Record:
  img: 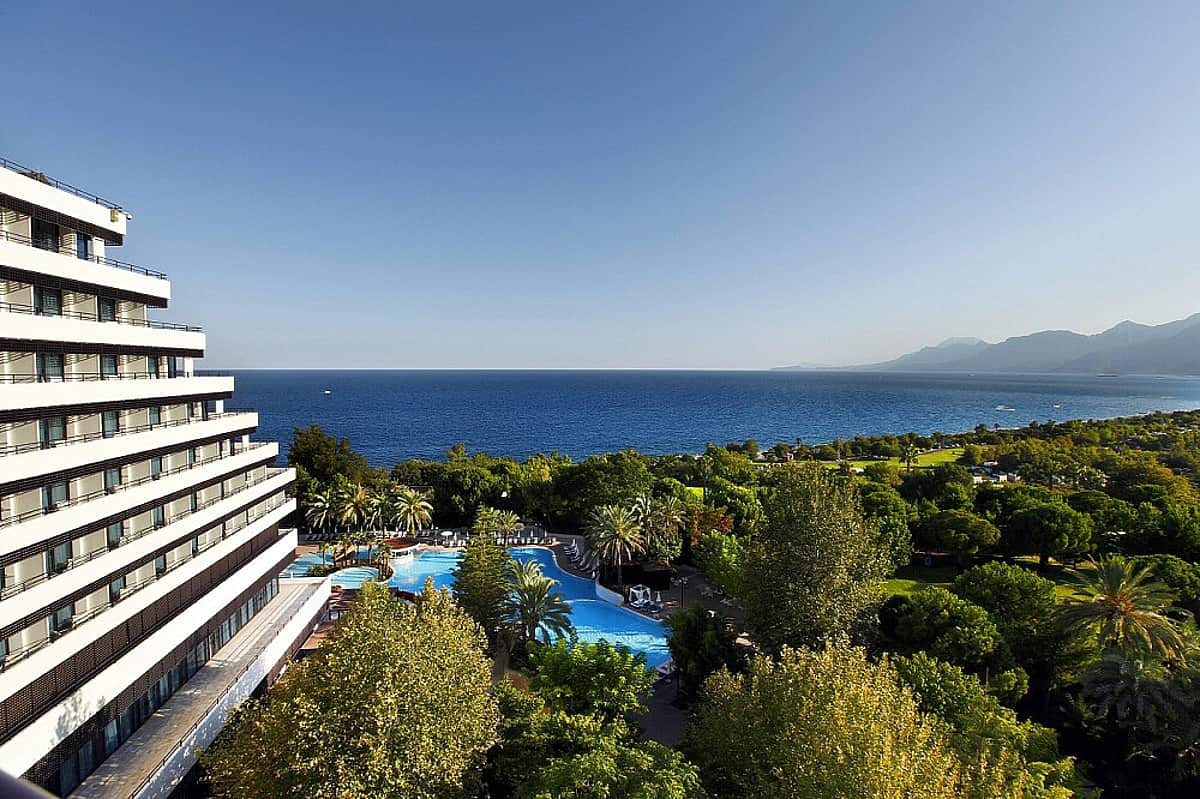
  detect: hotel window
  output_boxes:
[42,481,69,512]
[147,354,159,377]
[154,554,167,576]
[36,352,64,382]
[76,233,93,261]
[102,409,120,438]
[104,467,121,493]
[49,602,74,634]
[103,719,119,756]
[33,286,62,316]
[149,405,161,426]
[150,455,163,479]
[31,218,59,251]
[98,296,116,322]
[109,575,126,603]
[45,541,72,574]
[106,521,123,549]
[152,505,166,529]
[101,353,118,378]
[39,415,66,448]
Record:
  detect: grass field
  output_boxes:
[883,556,1092,600]
[832,448,966,471]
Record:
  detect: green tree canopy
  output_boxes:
[1007,503,1093,568]
[888,587,1028,704]
[451,534,513,652]
[289,423,372,485]
[693,530,746,597]
[742,463,890,653]
[951,562,1068,684]
[665,605,746,701]
[893,653,1083,797]
[682,643,1035,799]
[203,580,499,799]
[915,509,1000,565]
[529,638,656,720]
[486,683,702,799]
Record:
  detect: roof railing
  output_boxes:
[0,155,124,210]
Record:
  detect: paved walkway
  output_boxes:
[72,581,324,798]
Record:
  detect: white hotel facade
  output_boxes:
[0,158,328,797]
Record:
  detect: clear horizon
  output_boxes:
[7,1,1200,369]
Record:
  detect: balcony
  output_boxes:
[0,529,300,778]
[0,234,168,307]
[0,374,235,415]
[0,411,258,489]
[0,476,295,665]
[0,156,127,239]
[0,442,278,558]
[0,467,290,602]
[0,302,203,355]
[0,227,162,278]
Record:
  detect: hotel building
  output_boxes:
[0,157,328,797]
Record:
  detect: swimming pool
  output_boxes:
[279,551,333,578]
[296,546,671,667]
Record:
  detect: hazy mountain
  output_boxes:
[776,314,1200,375]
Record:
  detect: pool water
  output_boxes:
[280,551,333,578]
[296,546,671,667]
[331,566,379,587]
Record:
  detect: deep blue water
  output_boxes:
[222,370,1200,465]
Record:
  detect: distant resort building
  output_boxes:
[0,157,328,797]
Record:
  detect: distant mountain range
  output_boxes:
[776,313,1200,375]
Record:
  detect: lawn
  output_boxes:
[883,557,1091,600]
[825,448,966,472]
[882,563,960,597]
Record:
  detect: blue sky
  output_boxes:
[5,1,1200,368]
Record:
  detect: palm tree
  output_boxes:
[633,494,685,562]
[505,559,573,646]
[1081,651,1177,733]
[494,509,522,547]
[395,486,434,537]
[586,503,644,588]
[1059,556,1186,661]
[339,483,379,533]
[303,485,336,537]
[373,542,393,580]
[336,534,356,565]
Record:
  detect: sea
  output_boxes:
[220,370,1200,466]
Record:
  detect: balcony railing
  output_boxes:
[0,227,164,279]
[0,495,291,669]
[0,468,288,600]
[0,442,272,530]
[0,410,254,456]
[0,156,124,211]
[0,371,201,384]
[0,300,199,331]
